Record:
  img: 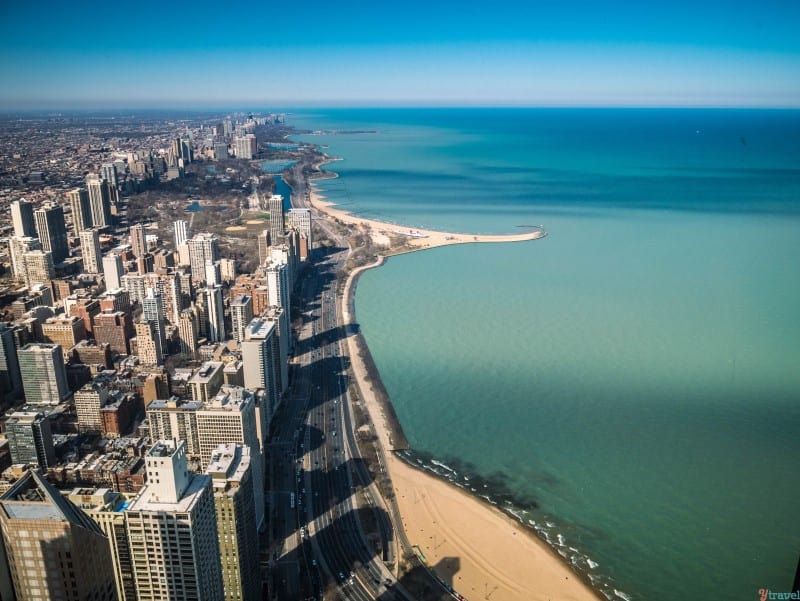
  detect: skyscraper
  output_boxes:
[266,259,290,314]
[102,252,123,290]
[129,223,146,257]
[0,323,22,399]
[242,318,279,415]
[21,249,54,288]
[133,320,162,366]
[197,387,264,528]
[230,295,253,343]
[101,163,118,187]
[8,235,41,281]
[177,307,199,356]
[34,203,69,264]
[173,219,188,248]
[68,188,92,235]
[74,380,109,433]
[206,444,260,601]
[0,470,117,601]
[86,174,112,229]
[125,440,223,601]
[256,229,270,266]
[10,199,35,238]
[142,288,167,352]
[5,410,56,469]
[287,207,312,251]
[79,227,102,273]
[18,343,68,405]
[187,233,220,285]
[268,194,285,242]
[204,285,226,343]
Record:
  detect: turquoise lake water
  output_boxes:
[293,109,800,601]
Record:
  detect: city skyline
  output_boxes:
[1,0,799,108]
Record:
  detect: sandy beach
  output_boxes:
[308,185,546,251]
[316,183,599,601]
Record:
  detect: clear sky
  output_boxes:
[1,0,799,108]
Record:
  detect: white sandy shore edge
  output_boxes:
[319,185,599,601]
[308,183,545,250]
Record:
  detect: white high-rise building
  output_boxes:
[8,236,41,281]
[102,253,123,290]
[10,199,35,238]
[80,227,102,274]
[287,207,312,249]
[187,233,219,285]
[173,219,188,247]
[204,285,225,343]
[205,260,221,287]
[126,440,224,601]
[266,260,290,312]
[21,249,54,288]
[268,194,284,242]
[142,288,167,351]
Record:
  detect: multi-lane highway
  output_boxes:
[268,242,404,601]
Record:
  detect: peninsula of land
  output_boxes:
[309,181,599,601]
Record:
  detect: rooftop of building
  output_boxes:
[189,361,223,383]
[0,470,104,534]
[128,472,210,513]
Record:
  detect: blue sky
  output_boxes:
[1,0,799,108]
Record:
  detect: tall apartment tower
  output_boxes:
[22,249,54,288]
[257,229,270,266]
[134,320,162,366]
[174,219,188,247]
[206,444,260,601]
[187,233,220,285]
[10,199,36,238]
[34,203,69,264]
[230,295,253,343]
[74,380,109,432]
[129,223,146,257]
[266,260,290,313]
[0,470,117,601]
[126,440,224,601]
[287,207,312,251]
[0,323,23,399]
[8,235,41,281]
[79,227,102,273]
[18,343,69,405]
[102,252,123,290]
[177,308,199,356]
[268,194,285,242]
[5,410,56,470]
[101,162,118,187]
[86,174,112,229]
[204,285,226,343]
[242,318,279,417]
[142,288,167,351]
[68,188,92,235]
[196,386,264,528]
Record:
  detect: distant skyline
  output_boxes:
[1,0,799,109]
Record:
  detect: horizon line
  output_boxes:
[1,104,799,114]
